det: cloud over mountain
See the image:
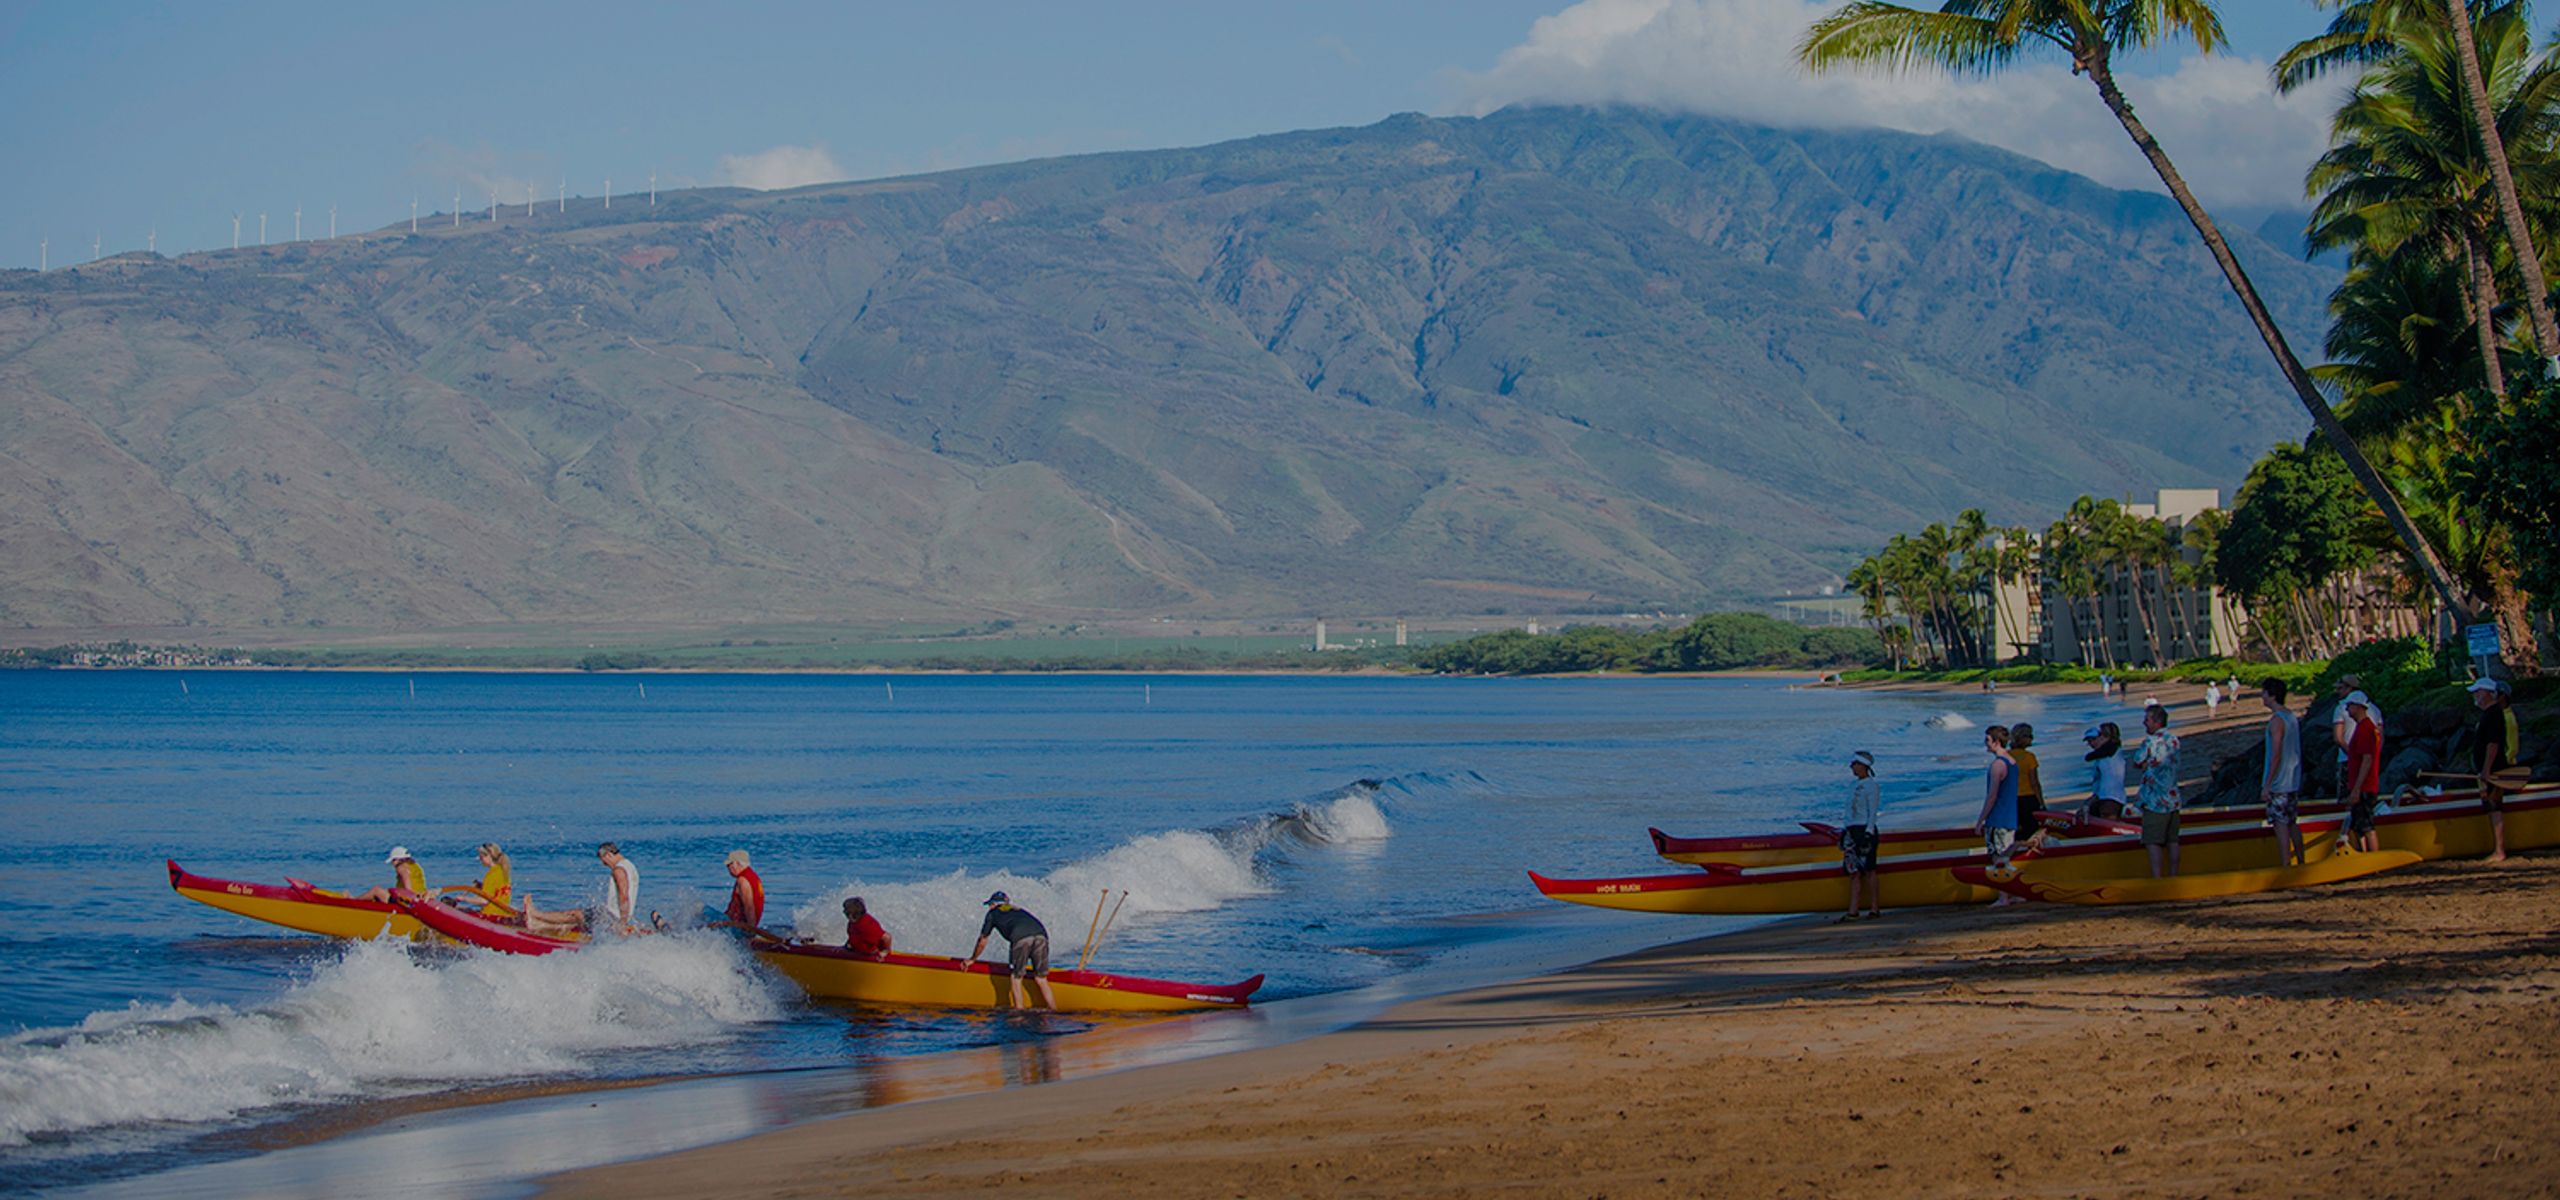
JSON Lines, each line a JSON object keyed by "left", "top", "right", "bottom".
{"left": 1453, "top": 0, "right": 2335, "bottom": 210}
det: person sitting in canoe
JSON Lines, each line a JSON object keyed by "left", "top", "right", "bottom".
{"left": 521, "top": 842, "right": 644, "bottom": 937}
{"left": 969, "top": 891, "right": 1056, "bottom": 1010}
{"left": 433, "top": 842, "right": 514, "bottom": 918}
{"left": 843, "top": 896, "right": 891, "bottom": 958}
{"left": 710, "top": 849, "right": 765, "bottom": 933}
{"left": 355, "top": 845, "right": 426, "bottom": 904}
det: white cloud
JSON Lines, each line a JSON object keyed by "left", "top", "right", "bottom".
{"left": 1452, "top": 0, "right": 2338, "bottom": 210}
{"left": 716, "top": 144, "right": 847, "bottom": 191}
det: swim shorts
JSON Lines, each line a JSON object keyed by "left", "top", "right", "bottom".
{"left": 2266, "top": 792, "right": 2299, "bottom": 822}
{"left": 2088, "top": 798, "right": 2126, "bottom": 821}
{"left": 1840, "top": 825, "right": 1879, "bottom": 875}
{"left": 1984, "top": 826, "right": 2017, "bottom": 868}
{"left": 2480, "top": 783, "right": 2507, "bottom": 814}
{"left": 2348, "top": 793, "right": 2380, "bottom": 835}
{"left": 2139, "top": 808, "right": 2182, "bottom": 847}
{"left": 1007, "top": 934, "right": 1051, "bottom": 977}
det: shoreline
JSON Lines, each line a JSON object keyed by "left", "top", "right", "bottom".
{"left": 543, "top": 850, "right": 2560, "bottom": 1199}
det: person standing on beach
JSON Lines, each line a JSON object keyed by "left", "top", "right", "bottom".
{"left": 970, "top": 891, "right": 1057, "bottom": 1010}
{"left": 2329, "top": 676, "right": 2383, "bottom": 797}
{"left": 2204, "top": 682, "right": 2221, "bottom": 720}
{"left": 2130, "top": 707, "right": 2184, "bottom": 878}
{"left": 2011, "top": 724, "right": 2049, "bottom": 850}
{"left": 2469, "top": 679, "right": 2521, "bottom": 863}
{"left": 2083, "top": 723, "right": 2128, "bottom": 820}
{"left": 2259, "top": 679, "right": 2304, "bottom": 866}
{"left": 1976, "top": 727, "right": 2025, "bottom": 905}
{"left": 2340, "top": 697, "right": 2385, "bottom": 852}
{"left": 1839, "top": 751, "right": 1883, "bottom": 922}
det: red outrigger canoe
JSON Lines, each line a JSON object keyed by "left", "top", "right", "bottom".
{"left": 168, "top": 860, "right": 423, "bottom": 940}
{"left": 393, "top": 890, "right": 585, "bottom": 955}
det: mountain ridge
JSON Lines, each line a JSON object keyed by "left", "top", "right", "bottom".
{"left": 0, "top": 106, "right": 2336, "bottom": 634}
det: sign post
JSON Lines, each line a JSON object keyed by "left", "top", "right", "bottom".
{"left": 2467, "top": 622, "right": 2504, "bottom": 680}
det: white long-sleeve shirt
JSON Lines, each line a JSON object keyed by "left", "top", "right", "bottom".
{"left": 1847, "top": 776, "right": 1881, "bottom": 828}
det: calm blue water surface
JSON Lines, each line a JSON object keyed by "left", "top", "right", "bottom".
{"left": 0, "top": 670, "right": 2113, "bottom": 1193}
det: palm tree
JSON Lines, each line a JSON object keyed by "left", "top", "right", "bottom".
{"left": 1799, "top": 0, "right": 2472, "bottom": 626}
{"left": 2306, "top": 6, "right": 2560, "bottom": 397}
{"left": 2277, "top": 1, "right": 2558, "bottom": 362}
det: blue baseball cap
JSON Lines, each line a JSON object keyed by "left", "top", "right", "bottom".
{"left": 983, "top": 891, "right": 1008, "bottom": 906}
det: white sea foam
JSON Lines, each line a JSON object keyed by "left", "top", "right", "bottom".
{"left": 790, "top": 785, "right": 1394, "bottom": 952}
{"left": 1924, "top": 711, "right": 1976, "bottom": 731}
{"left": 0, "top": 933, "right": 780, "bottom": 1147}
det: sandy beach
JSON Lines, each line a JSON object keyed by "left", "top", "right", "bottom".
{"left": 546, "top": 825, "right": 2554, "bottom": 1197}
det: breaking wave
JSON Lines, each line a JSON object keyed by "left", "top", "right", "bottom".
{"left": 790, "top": 780, "right": 1395, "bottom": 951}
{"left": 0, "top": 932, "right": 781, "bottom": 1148}
{"left": 1923, "top": 711, "right": 1976, "bottom": 731}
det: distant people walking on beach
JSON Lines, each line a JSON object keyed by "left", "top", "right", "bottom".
{"left": 2131, "top": 707, "right": 2184, "bottom": 878}
{"left": 1976, "top": 726, "right": 2024, "bottom": 905}
{"left": 2469, "top": 679, "right": 2521, "bottom": 863}
{"left": 2259, "top": 679, "right": 2304, "bottom": 866}
{"left": 970, "top": 891, "right": 1057, "bottom": 1010}
{"left": 2083, "top": 723, "right": 2127, "bottom": 821}
{"left": 843, "top": 896, "right": 892, "bottom": 958}
{"left": 2330, "top": 676, "right": 2383, "bottom": 797}
{"left": 1839, "top": 751, "right": 1882, "bottom": 922}
{"left": 2341, "top": 696, "right": 2384, "bottom": 853}
{"left": 2204, "top": 682, "right": 2221, "bottom": 719}
{"left": 2011, "top": 724, "right": 2048, "bottom": 849}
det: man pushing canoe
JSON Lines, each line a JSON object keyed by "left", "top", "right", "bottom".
{"left": 969, "top": 891, "right": 1057, "bottom": 1010}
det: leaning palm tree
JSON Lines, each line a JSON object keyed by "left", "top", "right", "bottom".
{"left": 1799, "top": 0, "right": 2470, "bottom": 627}
{"left": 2276, "top": 1, "right": 2558, "bottom": 359}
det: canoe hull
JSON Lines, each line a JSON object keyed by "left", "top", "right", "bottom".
{"left": 167, "top": 861, "right": 422, "bottom": 940}
{"left": 754, "top": 943, "right": 1261, "bottom": 1014}
{"left": 394, "top": 891, "right": 584, "bottom": 955}
{"left": 1954, "top": 843, "right": 2423, "bottom": 905}
{"left": 1653, "top": 806, "right": 2262, "bottom": 869}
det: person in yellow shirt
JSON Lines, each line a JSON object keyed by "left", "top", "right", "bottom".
{"left": 2011, "top": 724, "right": 2049, "bottom": 850}
{"left": 438, "top": 842, "right": 514, "bottom": 918}
{"left": 355, "top": 846, "right": 426, "bottom": 904}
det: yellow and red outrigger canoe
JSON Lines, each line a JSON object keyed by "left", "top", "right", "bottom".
{"left": 1952, "top": 840, "right": 2422, "bottom": 905}
{"left": 393, "top": 890, "right": 586, "bottom": 954}
{"left": 1650, "top": 805, "right": 2264, "bottom": 869}
{"left": 167, "top": 860, "right": 424, "bottom": 940}
{"left": 752, "top": 942, "right": 1264, "bottom": 1014}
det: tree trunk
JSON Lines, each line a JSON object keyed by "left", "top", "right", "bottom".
{"left": 2084, "top": 55, "right": 2473, "bottom": 627}
{"left": 2463, "top": 229, "right": 2508, "bottom": 397}
{"left": 2446, "top": 0, "right": 2560, "bottom": 358}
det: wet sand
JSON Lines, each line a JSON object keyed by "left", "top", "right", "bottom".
{"left": 543, "top": 846, "right": 2558, "bottom": 1199}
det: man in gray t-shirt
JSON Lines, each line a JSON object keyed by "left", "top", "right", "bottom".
{"left": 970, "top": 891, "right": 1057, "bottom": 1010}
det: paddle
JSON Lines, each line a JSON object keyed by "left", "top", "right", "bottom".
{"left": 2419, "top": 768, "right": 2535, "bottom": 789}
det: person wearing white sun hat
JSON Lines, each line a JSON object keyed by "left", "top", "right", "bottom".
{"left": 355, "top": 846, "right": 425, "bottom": 904}
{"left": 1837, "top": 751, "right": 1883, "bottom": 923}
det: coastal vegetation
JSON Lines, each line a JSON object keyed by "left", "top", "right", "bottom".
{"left": 1411, "top": 613, "right": 1878, "bottom": 675}
{"left": 1809, "top": 0, "right": 2560, "bottom": 679}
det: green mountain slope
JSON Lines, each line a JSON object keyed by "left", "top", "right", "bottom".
{"left": 0, "top": 107, "right": 2335, "bottom": 634}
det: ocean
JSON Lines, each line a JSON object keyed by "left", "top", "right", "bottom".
{"left": 0, "top": 670, "right": 2114, "bottom": 1194}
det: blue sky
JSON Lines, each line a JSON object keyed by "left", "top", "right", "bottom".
{"left": 1, "top": 1, "right": 2336, "bottom": 270}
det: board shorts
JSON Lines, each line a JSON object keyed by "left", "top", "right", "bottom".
{"left": 2348, "top": 793, "right": 2381, "bottom": 836}
{"left": 2088, "top": 798, "right": 2126, "bottom": 821}
{"left": 1984, "top": 826, "right": 2017, "bottom": 868}
{"left": 2266, "top": 792, "right": 2299, "bottom": 823}
{"left": 2480, "top": 783, "right": 2507, "bottom": 814}
{"left": 2015, "top": 800, "right": 2043, "bottom": 838}
{"left": 2139, "top": 808, "right": 2181, "bottom": 847}
{"left": 1006, "top": 934, "right": 1051, "bottom": 977}
{"left": 1840, "top": 825, "right": 1879, "bottom": 875}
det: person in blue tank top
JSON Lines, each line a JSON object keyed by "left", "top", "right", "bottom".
{"left": 1975, "top": 726, "right": 2024, "bottom": 906}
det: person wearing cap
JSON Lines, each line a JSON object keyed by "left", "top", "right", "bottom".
{"left": 2083, "top": 722, "right": 2127, "bottom": 821}
{"left": 2259, "top": 678, "right": 2305, "bottom": 866}
{"left": 2340, "top": 696, "right": 2384, "bottom": 852}
{"left": 2471, "top": 678, "right": 2523, "bottom": 862}
{"left": 2130, "top": 706, "right": 2184, "bottom": 877}
{"left": 2329, "top": 676, "right": 2383, "bottom": 796}
{"left": 970, "top": 892, "right": 1056, "bottom": 1010}
{"left": 1837, "top": 751, "right": 1883, "bottom": 922}
{"left": 355, "top": 846, "right": 427, "bottom": 904}
{"left": 714, "top": 850, "right": 765, "bottom": 932}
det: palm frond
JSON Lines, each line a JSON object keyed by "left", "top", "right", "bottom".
{"left": 1798, "top": 3, "right": 2018, "bottom": 76}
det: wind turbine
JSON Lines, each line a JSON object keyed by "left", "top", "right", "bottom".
{"left": 293, "top": 206, "right": 302, "bottom": 242}
{"left": 604, "top": 177, "right": 611, "bottom": 209}
{"left": 37, "top": 238, "right": 46, "bottom": 271}
{"left": 148, "top": 227, "right": 157, "bottom": 254}
{"left": 329, "top": 205, "right": 337, "bottom": 239}
{"left": 411, "top": 197, "right": 419, "bottom": 233}
{"left": 525, "top": 184, "right": 534, "bottom": 218}
{"left": 452, "top": 189, "right": 461, "bottom": 227}
{"left": 92, "top": 233, "right": 100, "bottom": 261}
{"left": 258, "top": 212, "right": 267, "bottom": 245}
{"left": 488, "top": 189, "right": 497, "bottom": 221}
{"left": 232, "top": 213, "right": 241, "bottom": 249}
{"left": 559, "top": 174, "right": 566, "bottom": 213}
{"left": 649, "top": 170, "right": 656, "bottom": 206}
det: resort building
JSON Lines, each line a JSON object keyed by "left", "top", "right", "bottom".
{"left": 1988, "top": 488, "right": 2242, "bottom": 667}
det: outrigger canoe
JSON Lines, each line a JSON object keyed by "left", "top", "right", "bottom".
{"left": 1652, "top": 805, "right": 2252, "bottom": 869}
{"left": 393, "top": 890, "right": 585, "bottom": 955}
{"left": 1534, "top": 813, "right": 2349, "bottom": 915}
{"left": 751, "top": 940, "right": 1264, "bottom": 1014}
{"left": 168, "top": 860, "right": 423, "bottom": 940}
{"left": 1952, "top": 841, "right": 2421, "bottom": 905}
